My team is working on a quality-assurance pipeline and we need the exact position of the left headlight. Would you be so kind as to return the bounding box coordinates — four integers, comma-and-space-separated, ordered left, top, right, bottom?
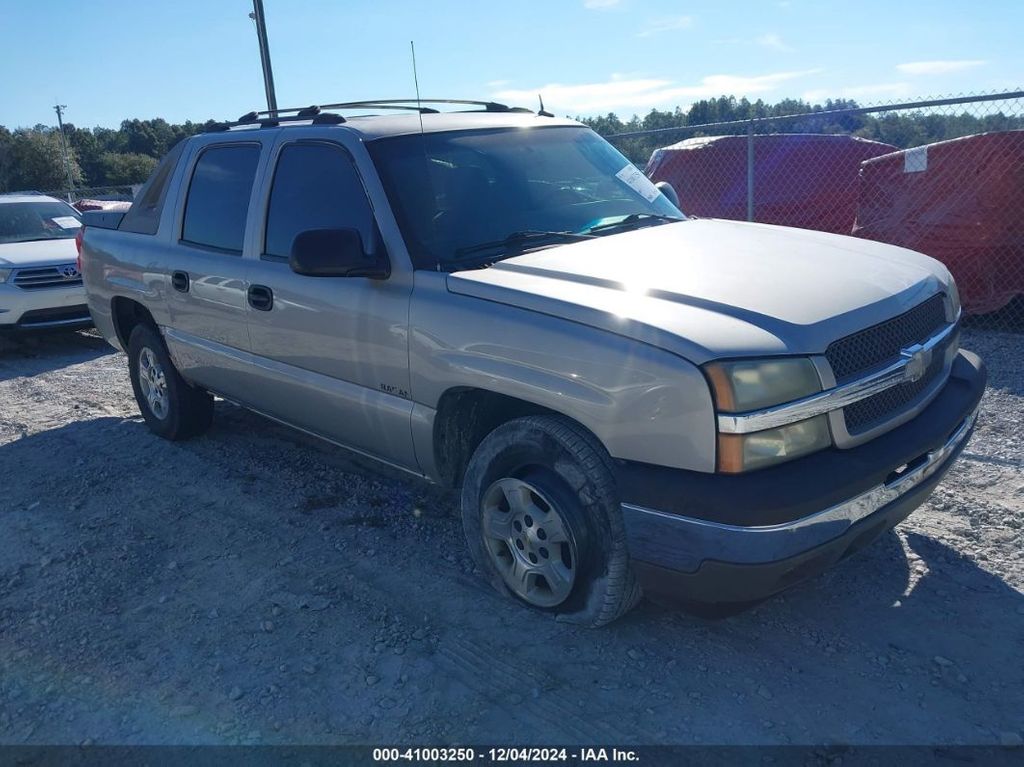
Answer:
704, 357, 832, 473
0, 268, 10, 284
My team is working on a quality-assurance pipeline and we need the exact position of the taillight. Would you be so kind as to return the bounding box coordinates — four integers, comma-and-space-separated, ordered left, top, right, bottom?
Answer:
75, 227, 85, 272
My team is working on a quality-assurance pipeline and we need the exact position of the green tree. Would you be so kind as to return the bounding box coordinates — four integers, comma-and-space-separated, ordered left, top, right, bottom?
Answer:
98, 151, 158, 185
1, 129, 82, 193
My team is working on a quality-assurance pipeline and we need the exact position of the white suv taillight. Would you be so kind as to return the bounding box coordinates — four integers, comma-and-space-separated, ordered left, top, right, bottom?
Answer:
75, 227, 85, 272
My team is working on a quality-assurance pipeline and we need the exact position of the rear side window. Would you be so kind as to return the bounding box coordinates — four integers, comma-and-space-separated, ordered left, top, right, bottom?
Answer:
182, 144, 261, 253
119, 139, 186, 235
264, 142, 377, 259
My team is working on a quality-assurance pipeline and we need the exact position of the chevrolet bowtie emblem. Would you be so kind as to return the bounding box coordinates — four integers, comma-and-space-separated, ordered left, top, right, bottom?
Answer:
901, 344, 933, 383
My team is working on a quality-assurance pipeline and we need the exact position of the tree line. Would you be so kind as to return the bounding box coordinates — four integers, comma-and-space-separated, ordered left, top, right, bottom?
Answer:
1, 96, 1020, 194
0, 117, 214, 195
579, 95, 1023, 165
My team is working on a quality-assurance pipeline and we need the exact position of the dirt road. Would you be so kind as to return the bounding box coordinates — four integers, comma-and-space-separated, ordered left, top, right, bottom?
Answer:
1, 329, 1022, 746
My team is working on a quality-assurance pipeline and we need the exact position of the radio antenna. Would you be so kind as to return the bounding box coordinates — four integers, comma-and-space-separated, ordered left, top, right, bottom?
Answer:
411, 41, 425, 135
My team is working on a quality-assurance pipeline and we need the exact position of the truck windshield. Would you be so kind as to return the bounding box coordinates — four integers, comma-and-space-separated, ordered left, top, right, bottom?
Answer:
0, 201, 82, 245
368, 126, 684, 270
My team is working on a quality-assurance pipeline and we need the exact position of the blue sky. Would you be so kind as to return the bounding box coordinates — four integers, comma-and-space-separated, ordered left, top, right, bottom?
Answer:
2, 0, 1021, 129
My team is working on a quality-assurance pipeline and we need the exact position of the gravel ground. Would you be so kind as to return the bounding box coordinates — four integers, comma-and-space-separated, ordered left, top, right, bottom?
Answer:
0, 328, 1021, 747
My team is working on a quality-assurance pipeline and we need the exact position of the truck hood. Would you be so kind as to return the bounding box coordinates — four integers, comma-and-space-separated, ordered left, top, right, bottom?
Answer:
0, 238, 78, 267
447, 218, 953, 363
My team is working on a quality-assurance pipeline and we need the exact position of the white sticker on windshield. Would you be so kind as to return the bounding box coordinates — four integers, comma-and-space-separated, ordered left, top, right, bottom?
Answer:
52, 216, 81, 229
615, 165, 661, 202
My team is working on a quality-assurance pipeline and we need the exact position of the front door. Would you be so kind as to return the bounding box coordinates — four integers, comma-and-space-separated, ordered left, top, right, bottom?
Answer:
244, 136, 417, 471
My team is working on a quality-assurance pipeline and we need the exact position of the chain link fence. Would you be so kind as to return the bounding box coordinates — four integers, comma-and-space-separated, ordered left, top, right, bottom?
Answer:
41, 184, 137, 208
605, 90, 1024, 334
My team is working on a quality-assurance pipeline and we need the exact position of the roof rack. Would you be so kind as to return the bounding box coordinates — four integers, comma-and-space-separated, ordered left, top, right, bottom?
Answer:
256, 99, 533, 117
205, 98, 545, 133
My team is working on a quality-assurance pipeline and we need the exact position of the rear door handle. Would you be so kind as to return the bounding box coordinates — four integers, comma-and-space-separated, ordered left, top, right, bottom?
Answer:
171, 271, 189, 293
247, 284, 274, 311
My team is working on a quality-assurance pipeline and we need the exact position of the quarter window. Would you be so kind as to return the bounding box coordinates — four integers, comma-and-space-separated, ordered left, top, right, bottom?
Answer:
181, 144, 261, 253
264, 143, 377, 259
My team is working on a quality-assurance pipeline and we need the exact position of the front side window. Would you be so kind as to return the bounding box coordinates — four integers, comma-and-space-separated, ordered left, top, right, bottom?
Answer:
0, 201, 81, 244
264, 142, 377, 259
368, 126, 683, 270
181, 144, 261, 253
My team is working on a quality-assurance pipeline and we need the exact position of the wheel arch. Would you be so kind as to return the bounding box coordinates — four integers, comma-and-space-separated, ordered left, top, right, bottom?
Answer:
110, 296, 158, 351
432, 387, 604, 489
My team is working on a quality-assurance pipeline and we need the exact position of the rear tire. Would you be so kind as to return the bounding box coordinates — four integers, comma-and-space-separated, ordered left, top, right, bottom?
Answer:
127, 324, 213, 440
461, 415, 642, 627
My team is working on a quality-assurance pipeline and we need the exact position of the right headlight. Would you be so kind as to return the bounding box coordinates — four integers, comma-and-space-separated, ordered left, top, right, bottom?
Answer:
0, 268, 10, 284
704, 357, 832, 473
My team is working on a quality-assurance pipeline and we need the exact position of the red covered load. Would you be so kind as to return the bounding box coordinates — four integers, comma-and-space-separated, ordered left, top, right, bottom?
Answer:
73, 199, 132, 213
645, 134, 897, 234
853, 131, 1024, 315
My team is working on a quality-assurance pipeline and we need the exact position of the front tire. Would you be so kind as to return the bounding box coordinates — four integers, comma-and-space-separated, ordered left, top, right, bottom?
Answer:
127, 324, 213, 441
461, 415, 641, 627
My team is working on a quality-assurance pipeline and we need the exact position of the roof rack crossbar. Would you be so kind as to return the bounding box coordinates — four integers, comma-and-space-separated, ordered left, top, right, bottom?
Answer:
205, 112, 346, 132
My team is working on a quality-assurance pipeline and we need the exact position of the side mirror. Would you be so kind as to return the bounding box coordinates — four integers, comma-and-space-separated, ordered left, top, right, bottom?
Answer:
655, 181, 680, 209
289, 228, 389, 279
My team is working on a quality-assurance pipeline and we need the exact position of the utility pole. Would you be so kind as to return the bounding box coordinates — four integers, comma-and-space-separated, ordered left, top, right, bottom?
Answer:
249, 0, 278, 114
53, 103, 75, 202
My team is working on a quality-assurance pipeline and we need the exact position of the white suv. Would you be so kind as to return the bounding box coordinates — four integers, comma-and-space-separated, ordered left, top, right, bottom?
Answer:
0, 192, 90, 331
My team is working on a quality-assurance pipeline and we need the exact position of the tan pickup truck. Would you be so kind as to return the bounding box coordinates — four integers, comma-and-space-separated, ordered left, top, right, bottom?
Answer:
80, 100, 986, 625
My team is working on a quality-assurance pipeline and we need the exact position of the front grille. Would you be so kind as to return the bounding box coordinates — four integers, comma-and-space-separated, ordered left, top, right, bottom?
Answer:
825, 294, 947, 382
825, 294, 952, 435
12, 264, 83, 290
842, 330, 955, 433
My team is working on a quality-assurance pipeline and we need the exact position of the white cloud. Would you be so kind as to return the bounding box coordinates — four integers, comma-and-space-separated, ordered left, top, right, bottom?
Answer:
896, 59, 986, 75
494, 70, 820, 115
757, 33, 794, 52
803, 82, 912, 103
636, 15, 694, 37
583, 0, 621, 8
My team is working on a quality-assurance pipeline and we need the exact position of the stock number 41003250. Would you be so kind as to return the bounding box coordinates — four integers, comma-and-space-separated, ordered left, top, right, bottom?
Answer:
373, 747, 575, 762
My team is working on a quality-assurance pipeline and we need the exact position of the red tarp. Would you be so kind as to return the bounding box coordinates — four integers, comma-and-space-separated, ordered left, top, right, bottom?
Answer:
73, 199, 131, 213
645, 134, 897, 234
853, 131, 1024, 315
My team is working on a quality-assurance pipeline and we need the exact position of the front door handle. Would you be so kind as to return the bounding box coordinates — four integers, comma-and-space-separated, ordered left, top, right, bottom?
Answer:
171, 271, 189, 293
247, 284, 274, 311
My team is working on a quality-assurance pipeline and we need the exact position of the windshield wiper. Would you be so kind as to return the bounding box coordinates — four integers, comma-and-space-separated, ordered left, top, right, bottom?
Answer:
582, 213, 684, 234
445, 230, 596, 267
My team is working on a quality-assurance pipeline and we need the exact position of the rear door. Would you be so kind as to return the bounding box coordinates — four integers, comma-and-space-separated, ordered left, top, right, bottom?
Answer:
163, 139, 266, 397
243, 132, 417, 471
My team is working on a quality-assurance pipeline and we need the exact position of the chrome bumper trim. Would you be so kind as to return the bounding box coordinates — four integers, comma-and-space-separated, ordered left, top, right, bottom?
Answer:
717, 316, 960, 435
16, 315, 92, 329
623, 402, 978, 565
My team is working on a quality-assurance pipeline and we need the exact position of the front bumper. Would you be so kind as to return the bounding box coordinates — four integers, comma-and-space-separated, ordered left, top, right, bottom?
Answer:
0, 282, 92, 330
618, 349, 986, 605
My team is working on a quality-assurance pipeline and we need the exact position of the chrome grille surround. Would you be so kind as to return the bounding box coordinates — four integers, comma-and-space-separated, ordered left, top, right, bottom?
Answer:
825, 294, 953, 436
842, 325, 958, 434
12, 264, 83, 290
